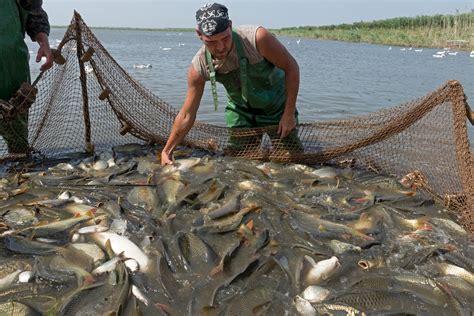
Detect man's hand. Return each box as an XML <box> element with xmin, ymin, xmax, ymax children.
<box><xmin>160</xmin><ymin>150</ymin><xmax>174</xmax><ymax>166</ymax></box>
<box><xmin>35</xmin><ymin>33</ymin><xmax>53</xmax><ymax>71</ymax></box>
<box><xmin>278</xmin><ymin>112</ymin><xmax>296</xmax><ymax>139</ymax></box>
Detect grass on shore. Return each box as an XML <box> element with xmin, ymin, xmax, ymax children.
<box><xmin>272</xmin><ymin>13</ymin><xmax>474</xmax><ymax>50</ymax></box>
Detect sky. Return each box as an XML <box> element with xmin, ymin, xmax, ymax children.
<box><xmin>44</xmin><ymin>0</ymin><xmax>473</xmax><ymax>29</ymax></box>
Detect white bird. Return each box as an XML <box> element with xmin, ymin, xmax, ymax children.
<box><xmin>296</xmin><ymin>38</ymin><xmax>301</xmax><ymax>45</ymax></box>
<box><xmin>161</xmin><ymin>47</ymin><xmax>172</xmax><ymax>51</ymax></box>
<box><xmin>414</xmin><ymin>49</ymin><xmax>422</xmax><ymax>52</ymax></box>
<box><xmin>433</xmin><ymin>54</ymin><xmax>444</xmax><ymax>58</ymax></box>
<box><xmin>388</xmin><ymin>46</ymin><xmax>392</xmax><ymax>50</ymax></box>
<box><xmin>448</xmin><ymin>52</ymin><xmax>458</xmax><ymax>56</ymax></box>
<box><xmin>400</xmin><ymin>48</ymin><xmax>406</xmax><ymax>51</ymax></box>
<box><xmin>133</xmin><ymin>64</ymin><xmax>152</xmax><ymax>69</ymax></box>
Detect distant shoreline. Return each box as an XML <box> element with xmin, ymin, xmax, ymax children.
<box><xmin>272</xmin><ymin>13</ymin><xmax>473</xmax><ymax>51</ymax></box>
<box><xmin>51</xmin><ymin>25</ymin><xmax>195</xmax><ymax>32</ymax></box>
<box><xmin>52</xmin><ymin>12</ymin><xmax>474</xmax><ymax>50</ymax></box>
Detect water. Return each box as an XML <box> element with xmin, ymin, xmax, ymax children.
<box><xmin>27</xmin><ymin>28</ymin><xmax>474</xmax><ymax>139</ymax></box>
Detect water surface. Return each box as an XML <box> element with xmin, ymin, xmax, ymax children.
<box><xmin>27</xmin><ymin>28</ymin><xmax>474</xmax><ymax>140</ymax></box>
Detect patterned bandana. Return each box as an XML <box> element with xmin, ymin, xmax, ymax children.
<box><xmin>195</xmin><ymin>3</ymin><xmax>230</xmax><ymax>36</ymax></box>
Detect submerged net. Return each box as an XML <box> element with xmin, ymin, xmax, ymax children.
<box><xmin>1</xmin><ymin>12</ymin><xmax>472</xmax><ymax>232</ymax></box>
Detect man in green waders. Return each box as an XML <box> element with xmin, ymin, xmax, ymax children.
<box><xmin>0</xmin><ymin>0</ymin><xmax>53</xmax><ymax>155</ymax></box>
<box><xmin>161</xmin><ymin>2</ymin><xmax>302</xmax><ymax>165</ymax></box>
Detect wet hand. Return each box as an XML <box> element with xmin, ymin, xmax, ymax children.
<box><xmin>36</xmin><ymin>43</ymin><xmax>53</xmax><ymax>71</ymax></box>
<box><xmin>278</xmin><ymin>113</ymin><xmax>296</xmax><ymax>139</ymax></box>
<box><xmin>160</xmin><ymin>150</ymin><xmax>174</xmax><ymax>166</ymax></box>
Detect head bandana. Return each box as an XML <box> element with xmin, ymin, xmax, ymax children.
<box><xmin>196</xmin><ymin>3</ymin><xmax>230</xmax><ymax>36</ymax></box>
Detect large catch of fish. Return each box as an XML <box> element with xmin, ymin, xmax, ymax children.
<box><xmin>0</xmin><ymin>143</ymin><xmax>472</xmax><ymax>315</ymax></box>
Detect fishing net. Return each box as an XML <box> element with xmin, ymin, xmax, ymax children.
<box><xmin>1</xmin><ymin>12</ymin><xmax>472</xmax><ymax>233</ymax></box>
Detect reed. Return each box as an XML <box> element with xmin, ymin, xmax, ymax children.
<box><xmin>273</xmin><ymin>13</ymin><xmax>474</xmax><ymax>50</ymax></box>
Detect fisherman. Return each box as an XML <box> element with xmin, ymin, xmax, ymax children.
<box><xmin>0</xmin><ymin>0</ymin><xmax>53</xmax><ymax>155</ymax></box>
<box><xmin>161</xmin><ymin>2</ymin><xmax>302</xmax><ymax>165</ymax></box>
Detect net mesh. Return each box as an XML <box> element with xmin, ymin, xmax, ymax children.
<box><xmin>1</xmin><ymin>12</ymin><xmax>473</xmax><ymax>233</ymax></box>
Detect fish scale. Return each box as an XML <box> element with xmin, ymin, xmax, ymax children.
<box><xmin>0</xmin><ymin>260</ymin><xmax>31</xmax><ymax>279</ymax></box>
<box><xmin>0</xmin><ymin>301</ymin><xmax>40</xmax><ymax>316</ymax></box>
<box><xmin>326</xmin><ymin>290</ymin><xmax>442</xmax><ymax>314</ymax></box>
<box><xmin>442</xmin><ymin>251</ymin><xmax>474</xmax><ymax>272</ymax></box>
<box><xmin>179</xmin><ymin>232</ymin><xmax>218</xmax><ymax>274</ymax></box>
<box><xmin>225</xmin><ymin>285</ymin><xmax>275</xmax><ymax>315</ymax></box>
<box><xmin>0</xmin><ymin>283</ymin><xmax>59</xmax><ymax>302</ymax></box>
<box><xmin>197</xmin><ymin>179</ymin><xmax>226</xmax><ymax>205</ymax></box>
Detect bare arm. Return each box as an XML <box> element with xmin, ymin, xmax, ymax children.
<box><xmin>161</xmin><ymin>65</ymin><xmax>205</xmax><ymax>165</ymax></box>
<box><xmin>255</xmin><ymin>27</ymin><xmax>300</xmax><ymax>138</ymax></box>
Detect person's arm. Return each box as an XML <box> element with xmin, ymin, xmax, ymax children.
<box><xmin>21</xmin><ymin>0</ymin><xmax>53</xmax><ymax>71</ymax></box>
<box><xmin>161</xmin><ymin>65</ymin><xmax>206</xmax><ymax>165</ymax></box>
<box><xmin>34</xmin><ymin>32</ymin><xmax>53</xmax><ymax>71</ymax></box>
<box><xmin>255</xmin><ymin>27</ymin><xmax>300</xmax><ymax>138</ymax></box>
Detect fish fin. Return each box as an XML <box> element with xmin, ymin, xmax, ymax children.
<box><xmin>35</xmin><ymin>220</ymin><xmax>49</xmax><ymax>226</ymax></box>
<box><xmin>245</xmin><ymin>219</ymin><xmax>254</xmax><ymax>230</ymax></box>
<box><xmin>85</xmin><ymin>209</ymin><xmax>96</xmax><ymax>218</ymax></box>
<box><xmin>28</xmin><ymin>230</ymin><xmax>37</xmax><ymax>240</ymax></box>
<box><xmin>238</xmin><ymin>221</ymin><xmax>255</xmax><ymax>242</ymax></box>
<box><xmin>210</xmin><ymin>259</ymin><xmax>224</xmax><ymax>276</ymax></box>
<box><xmin>155</xmin><ymin>303</ymin><xmax>175</xmax><ymax>315</ymax></box>
<box><xmin>11</xmin><ymin>187</ymin><xmax>28</xmax><ymax>196</ymax></box>
<box><xmin>147</xmin><ymin>174</ymin><xmax>153</xmax><ymax>184</ymax></box>
<box><xmin>105</xmin><ymin>239</ymin><xmax>114</xmax><ymax>259</ymax></box>
<box><xmin>416</xmin><ymin>216</ymin><xmax>432</xmax><ymax>230</ymax></box>
<box><xmin>118</xmin><ymin>251</ymin><xmax>131</xmax><ymax>261</ymax></box>
<box><xmin>81</xmin><ymin>274</ymin><xmax>96</xmax><ymax>287</ymax></box>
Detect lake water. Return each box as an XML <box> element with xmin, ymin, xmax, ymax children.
<box><xmin>27</xmin><ymin>28</ymin><xmax>474</xmax><ymax>141</ymax></box>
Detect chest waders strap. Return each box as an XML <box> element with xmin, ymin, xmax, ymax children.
<box><xmin>205</xmin><ymin>48</ymin><xmax>219</xmax><ymax>111</ymax></box>
<box><xmin>205</xmin><ymin>31</ymin><xmax>249</xmax><ymax>112</ymax></box>
<box><xmin>232</xmin><ymin>31</ymin><xmax>249</xmax><ymax>105</ymax></box>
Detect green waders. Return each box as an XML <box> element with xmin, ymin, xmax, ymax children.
<box><xmin>205</xmin><ymin>31</ymin><xmax>302</xmax><ymax>153</ymax></box>
<box><xmin>0</xmin><ymin>0</ymin><xmax>31</xmax><ymax>154</ymax></box>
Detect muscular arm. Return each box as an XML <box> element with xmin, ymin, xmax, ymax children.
<box><xmin>161</xmin><ymin>65</ymin><xmax>205</xmax><ymax>165</ymax></box>
<box><xmin>255</xmin><ymin>27</ymin><xmax>300</xmax><ymax>138</ymax></box>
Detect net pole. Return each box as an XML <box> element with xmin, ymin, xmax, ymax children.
<box><xmin>74</xmin><ymin>11</ymin><xmax>94</xmax><ymax>153</ymax></box>
<box><xmin>448</xmin><ymin>80</ymin><xmax>474</xmax><ymax>233</ymax></box>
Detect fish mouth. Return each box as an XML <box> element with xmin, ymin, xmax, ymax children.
<box><xmin>358</xmin><ymin>258</ymin><xmax>384</xmax><ymax>270</ymax></box>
